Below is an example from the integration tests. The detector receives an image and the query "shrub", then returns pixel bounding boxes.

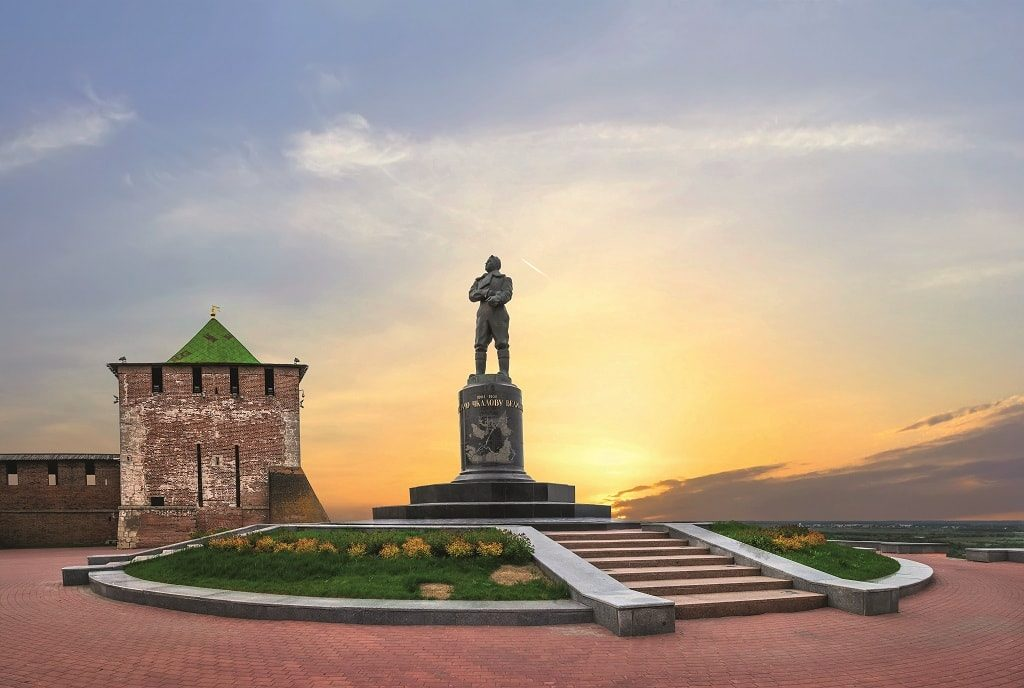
[477,541,503,557]
[379,543,400,559]
[444,537,474,558]
[293,538,320,554]
[401,536,432,558]
[318,541,339,554]
[499,532,533,564]
[272,542,294,553]
[346,542,367,558]
[772,531,826,551]
[254,536,276,552]
[208,536,251,552]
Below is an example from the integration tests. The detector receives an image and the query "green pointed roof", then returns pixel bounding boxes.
[167,318,260,364]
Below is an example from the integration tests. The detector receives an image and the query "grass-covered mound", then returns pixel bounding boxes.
[125,528,569,601]
[708,521,901,581]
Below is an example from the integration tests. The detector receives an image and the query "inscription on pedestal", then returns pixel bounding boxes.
[456,381,528,481]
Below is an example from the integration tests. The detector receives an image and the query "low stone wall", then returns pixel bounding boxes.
[88,570,593,626]
[965,548,1024,563]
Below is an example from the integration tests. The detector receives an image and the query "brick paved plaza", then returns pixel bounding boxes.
[2,548,1021,688]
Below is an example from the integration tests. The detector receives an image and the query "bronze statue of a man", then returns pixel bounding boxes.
[469,255,513,377]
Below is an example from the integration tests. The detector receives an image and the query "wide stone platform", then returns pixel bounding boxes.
[373,480,600,518]
[372,481,612,519]
[372,497,611,520]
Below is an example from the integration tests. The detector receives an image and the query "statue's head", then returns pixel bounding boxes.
[485,255,501,272]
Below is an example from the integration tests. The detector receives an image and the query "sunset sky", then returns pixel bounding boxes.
[1,2,1022,520]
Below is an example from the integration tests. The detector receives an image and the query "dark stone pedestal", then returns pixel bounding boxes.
[455,376,531,482]
[371,373,611,521]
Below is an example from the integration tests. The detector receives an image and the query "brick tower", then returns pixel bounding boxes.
[111,312,327,548]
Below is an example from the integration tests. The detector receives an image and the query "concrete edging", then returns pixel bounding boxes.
[88,570,592,626]
[871,557,934,596]
[654,523,903,615]
[829,539,948,554]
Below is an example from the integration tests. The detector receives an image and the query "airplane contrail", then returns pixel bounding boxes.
[521,258,550,278]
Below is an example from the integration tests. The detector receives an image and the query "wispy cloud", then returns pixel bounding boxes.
[908,260,1024,290]
[285,115,959,184]
[286,114,410,177]
[612,395,1024,521]
[0,93,135,174]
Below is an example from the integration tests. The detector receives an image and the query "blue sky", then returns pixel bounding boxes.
[2,2,1023,518]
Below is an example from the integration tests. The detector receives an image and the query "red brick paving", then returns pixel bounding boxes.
[1,549,1022,688]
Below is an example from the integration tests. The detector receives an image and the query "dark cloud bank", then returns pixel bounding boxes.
[614,398,1024,521]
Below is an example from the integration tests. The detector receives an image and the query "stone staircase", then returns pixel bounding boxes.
[545,527,826,619]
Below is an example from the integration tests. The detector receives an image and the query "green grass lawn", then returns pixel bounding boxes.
[708,521,901,581]
[124,528,569,601]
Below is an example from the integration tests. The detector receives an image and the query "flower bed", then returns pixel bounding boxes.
[708,521,901,581]
[125,528,568,601]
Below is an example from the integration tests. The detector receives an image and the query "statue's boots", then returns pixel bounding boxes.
[475,352,486,375]
[497,349,510,378]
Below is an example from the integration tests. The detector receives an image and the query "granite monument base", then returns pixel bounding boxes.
[371,372,612,520]
[372,480,612,520]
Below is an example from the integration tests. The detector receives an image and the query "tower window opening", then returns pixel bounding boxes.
[230,367,239,396]
[151,366,163,393]
[192,366,203,393]
[234,445,241,507]
[48,461,58,486]
[6,462,17,486]
[196,444,203,507]
[264,367,275,396]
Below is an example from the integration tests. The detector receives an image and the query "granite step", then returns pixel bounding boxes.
[605,564,762,582]
[586,554,734,568]
[570,545,709,559]
[627,575,793,597]
[555,538,688,550]
[666,589,827,620]
[545,530,660,541]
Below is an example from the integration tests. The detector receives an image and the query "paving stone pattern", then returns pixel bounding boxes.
[2,548,1022,687]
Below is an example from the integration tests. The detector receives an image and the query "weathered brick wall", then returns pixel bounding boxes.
[0,459,120,547]
[116,364,302,548]
[269,467,329,523]
[0,512,117,548]
[0,460,119,510]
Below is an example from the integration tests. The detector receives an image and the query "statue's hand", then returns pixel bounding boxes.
[487,295,502,306]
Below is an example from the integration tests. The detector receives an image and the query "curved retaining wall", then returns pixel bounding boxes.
[89,570,593,626]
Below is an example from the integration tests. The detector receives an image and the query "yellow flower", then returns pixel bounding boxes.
[771,531,827,551]
[293,538,319,553]
[444,537,474,558]
[346,542,368,558]
[379,543,400,559]
[318,541,339,554]
[208,536,252,551]
[254,536,275,552]
[272,541,294,553]
[401,537,433,558]
[476,541,503,557]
